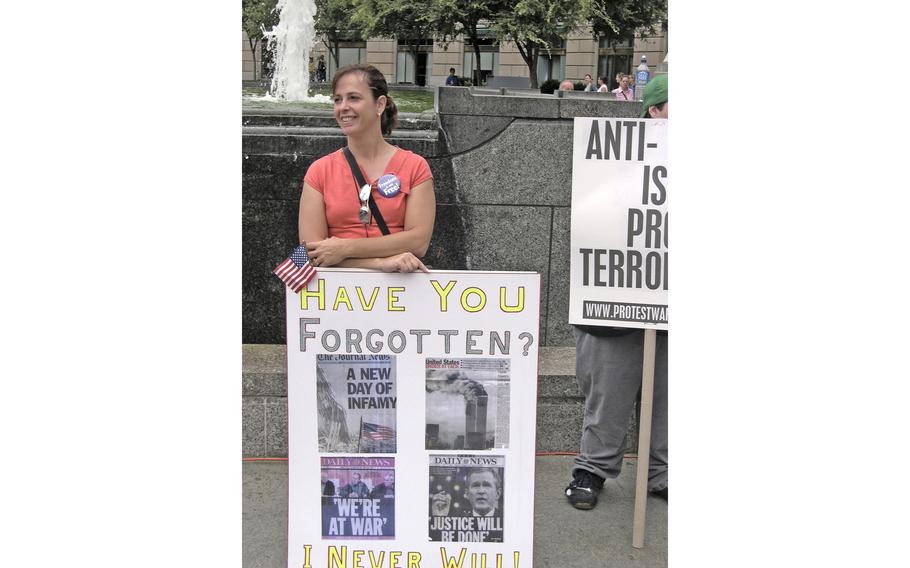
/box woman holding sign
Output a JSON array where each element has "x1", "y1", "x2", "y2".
[{"x1": 299, "y1": 64, "x2": 436, "y2": 273}]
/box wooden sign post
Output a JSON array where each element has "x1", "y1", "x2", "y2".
[{"x1": 632, "y1": 328, "x2": 657, "y2": 549}]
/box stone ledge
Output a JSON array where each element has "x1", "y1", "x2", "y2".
[
  {"x1": 240, "y1": 344, "x2": 641, "y2": 457},
  {"x1": 242, "y1": 344, "x2": 575, "y2": 379},
  {"x1": 242, "y1": 126, "x2": 438, "y2": 140},
  {"x1": 242, "y1": 108, "x2": 434, "y2": 119},
  {"x1": 242, "y1": 113, "x2": 438, "y2": 130},
  {"x1": 239, "y1": 395, "x2": 636, "y2": 456},
  {"x1": 242, "y1": 344, "x2": 286, "y2": 373},
  {"x1": 239, "y1": 395, "x2": 595, "y2": 457},
  {"x1": 437, "y1": 87, "x2": 644, "y2": 120},
  {"x1": 242, "y1": 134, "x2": 443, "y2": 158}
]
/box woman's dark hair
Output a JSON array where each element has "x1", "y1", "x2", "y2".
[{"x1": 331, "y1": 64, "x2": 398, "y2": 136}]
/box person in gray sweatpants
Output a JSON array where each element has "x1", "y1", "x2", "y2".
[
  {"x1": 565, "y1": 328, "x2": 668, "y2": 509},
  {"x1": 565, "y1": 73, "x2": 669, "y2": 510}
]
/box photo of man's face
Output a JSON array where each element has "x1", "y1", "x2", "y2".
[{"x1": 465, "y1": 470, "x2": 500, "y2": 515}]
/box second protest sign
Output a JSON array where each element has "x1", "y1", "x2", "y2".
[{"x1": 569, "y1": 116, "x2": 668, "y2": 330}]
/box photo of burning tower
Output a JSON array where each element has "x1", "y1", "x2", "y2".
[{"x1": 425, "y1": 358, "x2": 510, "y2": 450}]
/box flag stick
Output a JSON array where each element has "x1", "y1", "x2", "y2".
[{"x1": 632, "y1": 328, "x2": 657, "y2": 548}]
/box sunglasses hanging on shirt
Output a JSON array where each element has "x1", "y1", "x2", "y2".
[
  {"x1": 343, "y1": 147, "x2": 391, "y2": 235},
  {"x1": 358, "y1": 183, "x2": 371, "y2": 223}
]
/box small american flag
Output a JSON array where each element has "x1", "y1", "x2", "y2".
[
  {"x1": 361, "y1": 422, "x2": 395, "y2": 441},
  {"x1": 272, "y1": 244, "x2": 316, "y2": 292}
]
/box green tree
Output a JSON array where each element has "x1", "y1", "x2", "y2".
[
  {"x1": 491, "y1": 0, "x2": 590, "y2": 89},
  {"x1": 242, "y1": 0, "x2": 279, "y2": 81},
  {"x1": 587, "y1": 0, "x2": 666, "y2": 46},
  {"x1": 433, "y1": 0, "x2": 507, "y2": 85},
  {"x1": 352, "y1": 0, "x2": 439, "y2": 84},
  {"x1": 315, "y1": 0, "x2": 362, "y2": 71}
]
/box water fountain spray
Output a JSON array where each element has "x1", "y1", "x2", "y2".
[{"x1": 264, "y1": 0, "x2": 320, "y2": 101}]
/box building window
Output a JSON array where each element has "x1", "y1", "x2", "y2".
[
  {"x1": 536, "y1": 40, "x2": 566, "y2": 84},
  {"x1": 598, "y1": 33, "x2": 634, "y2": 89},
  {"x1": 599, "y1": 33, "x2": 634, "y2": 49},
  {"x1": 463, "y1": 39, "x2": 499, "y2": 86},
  {"x1": 327, "y1": 42, "x2": 366, "y2": 76},
  {"x1": 396, "y1": 51, "x2": 417, "y2": 84},
  {"x1": 536, "y1": 54, "x2": 565, "y2": 85},
  {"x1": 396, "y1": 41, "x2": 434, "y2": 86},
  {"x1": 597, "y1": 54, "x2": 632, "y2": 89}
]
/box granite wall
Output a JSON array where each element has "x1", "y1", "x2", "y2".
[{"x1": 242, "y1": 89, "x2": 643, "y2": 346}]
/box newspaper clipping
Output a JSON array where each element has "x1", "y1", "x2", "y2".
[
  {"x1": 425, "y1": 358, "x2": 510, "y2": 450},
  {"x1": 317, "y1": 354, "x2": 397, "y2": 453},
  {"x1": 428, "y1": 454, "x2": 505, "y2": 542},
  {"x1": 321, "y1": 457, "x2": 395, "y2": 539}
]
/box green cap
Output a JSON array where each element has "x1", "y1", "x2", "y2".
[{"x1": 640, "y1": 73, "x2": 668, "y2": 118}]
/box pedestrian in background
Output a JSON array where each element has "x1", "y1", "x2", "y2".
[
  {"x1": 613, "y1": 74, "x2": 634, "y2": 100},
  {"x1": 583, "y1": 74, "x2": 597, "y2": 92},
  {"x1": 445, "y1": 67, "x2": 460, "y2": 86},
  {"x1": 317, "y1": 56, "x2": 327, "y2": 82}
]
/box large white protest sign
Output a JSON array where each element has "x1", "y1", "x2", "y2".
[
  {"x1": 569, "y1": 117, "x2": 668, "y2": 330},
  {"x1": 285, "y1": 269, "x2": 540, "y2": 568}
]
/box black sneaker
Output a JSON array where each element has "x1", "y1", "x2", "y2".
[
  {"x1": 565, "y1": 469, "x2": 604, "y2": 510},
  {"x1": 649, "y1": 487, "x2": 668, "y2": 501}
]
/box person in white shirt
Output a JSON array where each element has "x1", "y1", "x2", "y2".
[{"x1": 582, "y1": 74, "x2": 597, "y2": 92}]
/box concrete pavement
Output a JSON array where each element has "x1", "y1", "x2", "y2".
[{"x1": 243, "y1": 454, "x2": 666, "y2": 568}]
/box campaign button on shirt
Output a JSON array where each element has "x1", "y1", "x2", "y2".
[{"x1": 376, "y1": 174, "x2": 401, "y2": 198}]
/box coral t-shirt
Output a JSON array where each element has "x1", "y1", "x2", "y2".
[{"x1": 304, "y1": 147, "x2": 433, "y2": 239}]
